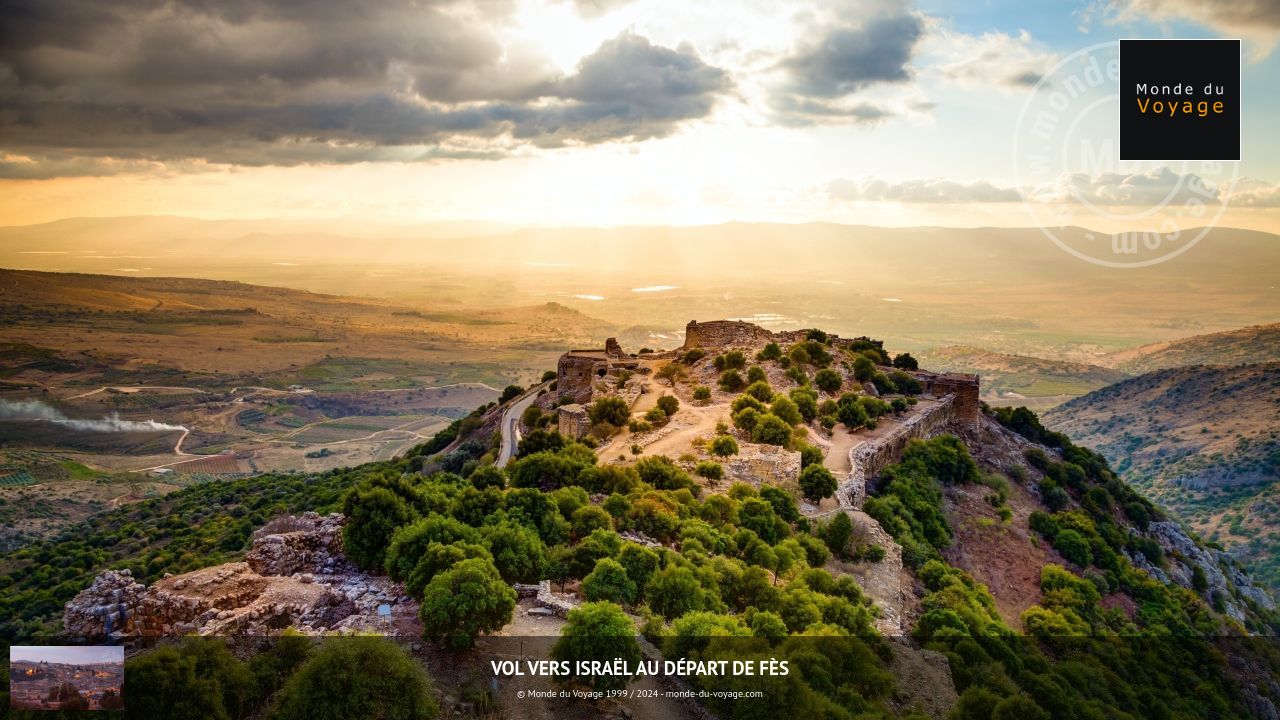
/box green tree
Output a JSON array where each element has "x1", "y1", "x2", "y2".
[
  {"x1": 342, "y1": 486, "x2": 418, "y2": 573},
  {"x1": 589, "y1": 397, "x2": 631, "y2": 427},
  {"x1": 718, "y1": 370, "x2": 746, "y2": 392},
  {"x1": 892, "y1": 353, "x2": 919, "y2": 370},
  {"x1": 647, "y1": 565, "x2": 711, "y2": 619},
  {"x1": 571, "y1": 504, "x2": 613, "y2": 538},
  {"x1": 852, "y1": 356, "x2": 875, "y2": 382},
  {"x1": 269, "y1": 638, "x2": 439, "y2": 720},
  {"x1": 483, "y1": 521, "x2": 547, "y2": 583},
  {"x1": 500, "y1": 385, "x2": 524, "y2": 403},
  {"x1": 125, "y1": 639, "x2": 257, "y2": 720},
  {"x1": 751, "y1": 413, "x2": 793, "y2": 446},
  {"x1": 385, "y1": 514, "x2": 480, "y2": 581},
  {"x1": 821, "y1": 512, "x2": 854, "y2": 557},
  {"x1": 770, "y1": 395, "x2": 803, "y2": 426},
  {"x1": 582, "y1": 557, "x2": 638, "y2": 604},
  {"x1": 552, "y1": 602, "x2": 643, "y2": 692},
  {"x1": 635, "y1": 455, "x2": 695, "y2": 491},
  {"x1": 695, "y1": 461, "x2": 724, "y2": 481},
  {"x1": 710, "y1": 434, "x2": 739, "y2": 457},
  {"x1": 1052, "y1": 529, "x2": 1093, "y2": 567},
  {"x1": 799, "y1": 464, "x2": 838, "y2": 502},
  {"x1": 657, "y1": 394, "x2": 680, "y2": 416},
  {"x1": 745, "y1": 380, "x2": 775, "y2": 402},
  {"x1": 814, "y1": 369, "x2": 843, "y2": 394},
  {"x1": 405, "y1": 542, "x2": 493, "y2": 599},
  {"x1": 758, "y1": 342, "x2": 783, "y2": 361},
  {"x1": 468, "y1": 464, "x2": 506, "y2": 490},
  {"x1": 419, "y1": 558, "x2": 516, "y2": 649}
]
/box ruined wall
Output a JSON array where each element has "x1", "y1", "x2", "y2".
[
  {"x1": 836, "y1": 397, "x2": 958, "y2": 507},
  {"x1": 915, "y1": 372, "x2": 980, "y2": 427},
  {"x1": 557, "y1": 353, "x2": 609, "y2": 403},
  {"x1": 556, "y1": 404, "x2": 591, "y2": 440},
  {"x1": 722, "y1": 443, "x2": 802, "y2": 494},
  {"x1": 682, "y1": 320, "x2": 777, "y2": 350}
]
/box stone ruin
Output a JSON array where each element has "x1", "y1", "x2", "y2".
[
  {"x1": 555, "y1": 337, "x2": 645, "y2": 404},
  {"x1": 64, "y1": 512, "x2": 416, "y2": 639},
  {"x1": 556, "y1": 403, "x2": 591, "y2": 440}
]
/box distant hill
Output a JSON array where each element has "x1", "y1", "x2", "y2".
[
  {"x1": 0, "y1": 268, "x2": 613, "y2": 383},
  {"x1": 1102, "y1": 323, "x2": 1280, "y2": 374},
  {"x1": 919, "y1": 346, "x2": 1130, "y2": 409},
  {"x1": 1045, "y1": 363, "x2": 1280, "y2": 593}
]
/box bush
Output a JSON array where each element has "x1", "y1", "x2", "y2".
[
  {"x1": 589, "y1": 397, "x2": 631, "y2": 427},
  {"x1": 693, "y1": 385, "x2": 711, "y2": 401},
  {"x1": 1052, "y1": 529, "x2": 1093, "y2": 567},
  {"x1": 821, "y1": 512, "x2": 853, "y2": 557},
  {"x1": 747, "y1": 365, "x2": 768, "y2": 384},
  {"x1": 647, "y1": 565, "x2": 711, "y2": 619},
  {"x1": 758, "y1": 342, "x2": 783, "y2": 361},
  {"x1": 468, "y1": 465, "x2": 506, "y2": 490},
  {"x1": 656, "y1": 395, "x2": 680, "y2": 416},
  {"x1": 552, "y1": 602, "x2": 642, "y2": 692},
  {"x1": 695, "y1": 461, "x2": 724, "y2": 481},
  {"x1": 644, "y1": 407, "x2": 668, "y2": 425},
  {"x1": 799, "y1": 464, "x2": 838, "y2": 502},
  {"x1": 635, "y1": 455, "x2": 696, "y2": 491},
  {"x1": 582, "y1": 558, "x2": 637, "y2": 604},
  {"x1": 419, "y1": 558, "x2": 516, "y2": 649},
  {"x1": 500, "y1": 385, "x2": 524, "y2": 403},
  {"x1": 745, "y1": 380, "x2": 775, "y2": 402},
  {"x1": 710, "y1": 435, "x2": 739, "y2": 457},
  {"x1": 406, "y1": 542, "x2": 492, "y2": 599},
  {"x1": 125, "y1": 639, "x2": 257, "y2": 720},
  {"x1": 770, "y1": 395, "x2": 803, "y2": 426},
  {"x1": 718, "y1": 370, "x2": 746, "y2": 392},
  {"x1": 814, "y1": 369, "x2": 843, "y2": 393},
  {"x1": 342, "y1": 486, "x2": 418, "y2": 573},
  {"x1": 483, "y1": 521, "x2": 547, "y2": 582},
  {"x1": 269, "y1": 638, "x2": 439, "y2": 720},
  {"x1": 751, "y1": 413, "x2": 793, "y2": 446},
  {"x1": 892, "y1": 353, "x2": 918, "y2": 371}
]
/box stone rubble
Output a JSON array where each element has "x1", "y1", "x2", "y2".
[{"x1": 64, "y1": 512, "x2": 415, "y2": 638}]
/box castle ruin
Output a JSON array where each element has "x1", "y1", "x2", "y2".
[{"x1": 556, "y1": 337, "x2": 640, "y2": 404}]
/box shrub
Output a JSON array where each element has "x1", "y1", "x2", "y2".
[
  {"x1": 635, "y1": 455, "x2": 696, "y2": 491},
  {"x1": 343, "y1": 486, "x2": 418, "y2": 573},
  {"x1": 500, "y1": 385, "x2": 524, "y2": 403},
  {"x1": 718, "y1": 370, "x2": 745, "y2": 392},
  {"x1": 656, "y1": 395, "x2": 680, "y2": 416},
  {"x1": 747, "y1": 365, "x2": 768, "y2": 384},
  {"x1": 693, "y1": 385, "x2": 711, "y2": 401},
  {"x1": 770, "y1": 395, "x2": 803, "y2": 426},
  {"x1": 892, "y1": 353, "x2": 919, "y2": 371},
  {"x1": 814, "y1": 369, "x2": 843, "y2": 393},
  {"x1": 646, "y1": 566, "x2": 712, "y2": 619},
  {"x1": 582, "y1": 558, "x2": 637, "y2": 604},
  {"x1": 483, "y1": 522, "x2": 547, "y2": 583},
  {"x1": 758, "y1": 342, "x2": 782, "y2": 361},
  {"x1": 468, "y1": 465, "x2": 506, "y2": 491},
  {"x1": 751, "y1": 413, "x2": 793, "y2": 446},
  {"x1": 589, "y1": 397, "x2": 631, "y2": 427},
  {"x1": 419, "y1": 558, "x2": 516, "y2": 649},
  {"x1": 799, "y1": 464, "x2": 838, "y2": 502},
  {"x1": 552, "y1": 602, "x2": 643, "y2": 692},
  {"x1": 710, "y1": 435, "x2": 739, "y2": 457},
  {"x1": 269, "y1": 638, "x2": 439, "y2": 720},
  {"x1": 821, "y1": 512, "x2": 853, "y2": 557},
  {"x1": 1052, "y1": 529, "x2": 1093, "y2": 567},
  {"x1": 406, "y1": 542, "x2": 492, "y2": 599},
  {"x1": 644, "y1": 407, "x2": 668, "y2": 424},
  {"x1": 695, "y1": 461, "x2": 724, "y2": 481},
  {"x1": 745, "y1": 380, "x2": 775, "y2": 402}
]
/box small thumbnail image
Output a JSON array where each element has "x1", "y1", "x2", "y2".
[{"x1": 9, "y1": 645, "x2": 124, "y2": 711}]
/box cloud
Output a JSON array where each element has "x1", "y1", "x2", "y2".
[
  {"x1": 1026, "y1": 167, "x2": 1223, "y2": 206},
  {"x1": 924, "y1": 28, "x2": 1058, "y2": 90},
  {"x1": 825, "y1": 177, "x2": 1021, "y2": 203},
  {"x1": 0, "y1": 2, "x2": 730, "y2": 177},
  {"x1": 771, "y1": 5, "x2": 924, "y2": 124},
  {"x1": 0, "y1": 400, "x2": 187, "y2": 433},
  {"x1": 1222, "y1": 177, "x2": 1280, "y2": 207},
  {"x1": 1092, "y1": 0, "x2": 1280, "y2": 56}
]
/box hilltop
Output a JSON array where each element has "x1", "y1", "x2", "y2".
[
  {"x1": 1102, "y1": 322, "x2": 1280, "y2": 374},
  {"x1": 1046, "y1": 363, "x2": 1280, "y2": 593},
  {"x1": 2, "y1": 319, "x2": 1277, "y2": 720}
]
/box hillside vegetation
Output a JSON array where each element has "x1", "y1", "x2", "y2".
[{"x1": 1046, "y1": 363, "x2": 1280, "y2": 593}]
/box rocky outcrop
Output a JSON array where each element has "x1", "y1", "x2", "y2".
[
  {"x1": 1145, "y1": 520, "x2": 1276, "y2": 622},
  {"x1": 64, "y1": 512, "x2": 416, "y2": 638},
  {"x1": 246, "y1": 512, "x2": 345, "y2": 576},
  {"x1": 722, "y1": 442, "x2": 801, "y2": 493},
  {"x1": 62, "y1": 569, "x2": 146, "y2": 640}
]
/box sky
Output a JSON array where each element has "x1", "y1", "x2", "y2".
[
  {"x1": 10, "y1": 645, "x2": 124, "y2": 665},
  {"x1": 2, "y1": 0, "x2": 1280, "y2": 231}
]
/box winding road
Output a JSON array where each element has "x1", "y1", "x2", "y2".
[{"x1": 496, "y1": 382, "x2": 550, "y2": 468}]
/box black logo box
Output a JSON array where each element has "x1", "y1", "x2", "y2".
[{"x1": 1120, "y1": 39, "x2": 1241, "y2": 161}]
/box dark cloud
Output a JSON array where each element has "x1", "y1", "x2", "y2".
[
  {"x1": 772, "y1": 10, "x2": 923, "y2": 124},
  {"x1": 0, "y1": 1, "x2": 729, "y2": 177}
]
